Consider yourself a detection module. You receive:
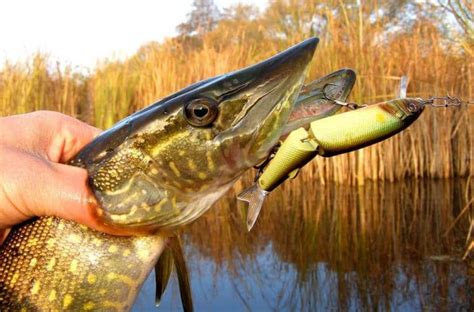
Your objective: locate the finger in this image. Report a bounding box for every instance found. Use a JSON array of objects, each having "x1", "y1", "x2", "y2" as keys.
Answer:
[
  {"x1": 0, "y1": 111, "x2": 101, "y2": 163},
  {"x1": 46, "y1": 113, "x2": 102, "y2": 163},
  {"x1": 0, "y1": 147, "x2": 141, "y2": 236},
  {"x1": 0, "y1": 149, "x2": 92, "y2": 223},
  {"x1": 47, "y1": 164, "x2": 138, "y2": 235},
  {"x1": 21, "y1": 162, "x2": 121, "y2": 235},
  {"x1": 21, "y1": 161, "x2": 138, "y2": 236}
]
